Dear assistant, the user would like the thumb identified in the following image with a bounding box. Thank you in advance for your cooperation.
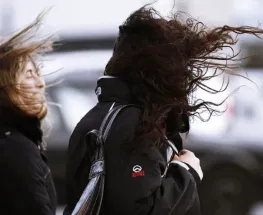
[173,153,180,160]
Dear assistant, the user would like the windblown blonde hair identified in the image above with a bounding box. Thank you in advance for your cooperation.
[0,10,53,113]
[0,10,55,149]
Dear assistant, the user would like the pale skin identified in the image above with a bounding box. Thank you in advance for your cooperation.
[13,60,47,119]
[173,149,204,180]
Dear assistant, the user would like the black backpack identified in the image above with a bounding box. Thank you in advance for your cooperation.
[71,104,136,215]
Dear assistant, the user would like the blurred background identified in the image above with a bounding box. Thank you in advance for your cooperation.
[1,0,263,214]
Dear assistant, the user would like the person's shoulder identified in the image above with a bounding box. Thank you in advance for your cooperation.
[74,103,110,131]
[108,105,142,135]
[0,129,21,149]
[73,103,141,134]
[70,104,142,146]
[0,129,40,163]
[0,135,44,182]
[116,105,142,121]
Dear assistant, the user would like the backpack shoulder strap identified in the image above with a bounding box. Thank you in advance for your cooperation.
[98,104,138,142]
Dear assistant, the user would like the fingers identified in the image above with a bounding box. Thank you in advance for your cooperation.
[179,149,193,156]
[179,149,187,155]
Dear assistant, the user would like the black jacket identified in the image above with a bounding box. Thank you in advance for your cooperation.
[0,107,57,215]
[64,77,202,215]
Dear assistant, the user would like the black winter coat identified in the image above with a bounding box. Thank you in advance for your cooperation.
[0,107,57,215]
[64,76,202,215]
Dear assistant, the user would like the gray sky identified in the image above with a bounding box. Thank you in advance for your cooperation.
[1,0,174,35]
[1,0,263,36]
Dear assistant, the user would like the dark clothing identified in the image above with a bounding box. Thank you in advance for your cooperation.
[64,77,202,215]
[0,107,57,215]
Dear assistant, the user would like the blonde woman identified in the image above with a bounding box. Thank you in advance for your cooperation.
[0,13,56,215]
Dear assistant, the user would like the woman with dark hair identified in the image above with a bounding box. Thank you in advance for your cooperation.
[64,5,263,215]
[0,12,56,215]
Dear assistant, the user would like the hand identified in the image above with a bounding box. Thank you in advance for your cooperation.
[173,149,203,180]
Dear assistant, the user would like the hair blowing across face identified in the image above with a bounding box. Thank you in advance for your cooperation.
[0,10,53,116]
[104,5,263,146]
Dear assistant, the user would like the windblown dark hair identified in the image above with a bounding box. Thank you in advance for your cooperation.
[104,5,263,146]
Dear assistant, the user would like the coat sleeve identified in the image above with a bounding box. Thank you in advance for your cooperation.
[0,138,55,215]
[103,149,202,215]
[102,108,202,215]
